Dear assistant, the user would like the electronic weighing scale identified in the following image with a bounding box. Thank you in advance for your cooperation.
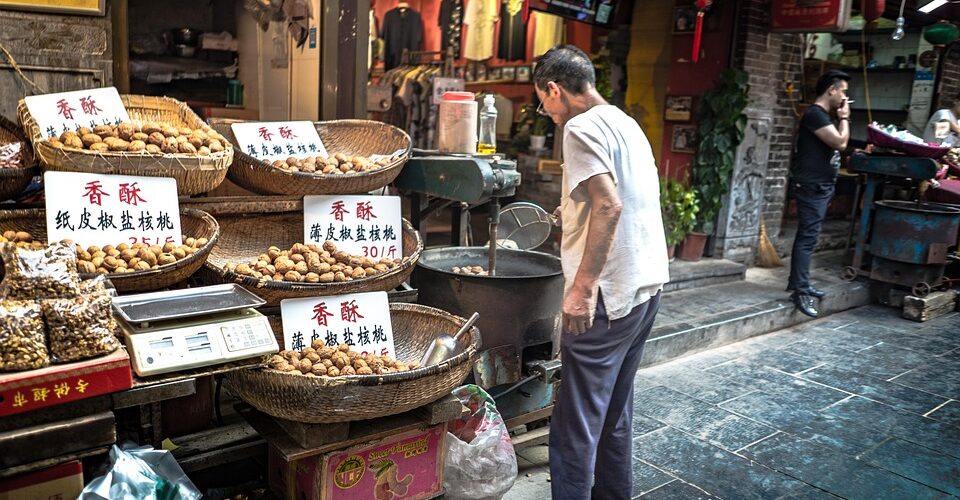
[112,284,279,377]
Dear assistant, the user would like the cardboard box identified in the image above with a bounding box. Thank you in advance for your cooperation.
[0,461,83,500]
[0,349,132,417]
[270,424,446,500]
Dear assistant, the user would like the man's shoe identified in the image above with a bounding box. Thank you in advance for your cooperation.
[791,292,819,318]
[803,286,826,299]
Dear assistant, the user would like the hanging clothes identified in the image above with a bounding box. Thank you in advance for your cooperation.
[381,6,424,70]
[497,0,528,62]
[464,0,499,61]
[532,11,565,57]
[368,9,379,70]
[378,63,445,150]
[438,0,464,59]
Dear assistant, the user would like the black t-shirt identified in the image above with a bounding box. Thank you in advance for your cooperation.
[792,105,840,184]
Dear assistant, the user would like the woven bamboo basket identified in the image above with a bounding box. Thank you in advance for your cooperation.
[208,118,410,195]
[226,303,480,423]
[17,95,233,196]
[203,211,422,305]
[0,115,39,202]
[0,208,219,292]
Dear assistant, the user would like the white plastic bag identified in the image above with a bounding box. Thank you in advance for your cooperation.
[79,444,201,500]
[443,384,518,500]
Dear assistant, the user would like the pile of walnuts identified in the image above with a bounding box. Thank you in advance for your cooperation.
[0,231,207,274]
[452,266,488,276]
[268,153,392,175]
[267,341,419,377]
[44,122,228,155]
[227,240,400,283]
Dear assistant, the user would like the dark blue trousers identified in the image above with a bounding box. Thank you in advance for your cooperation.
[549,292,661,500]
[788,182,835,291]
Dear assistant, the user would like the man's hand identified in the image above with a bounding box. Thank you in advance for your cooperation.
[562,284,595,335]
[551,206,561,227]
[837,98,851,120]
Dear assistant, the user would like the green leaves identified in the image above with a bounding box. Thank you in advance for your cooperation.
[660,178,700,247]
[692,68,750,234]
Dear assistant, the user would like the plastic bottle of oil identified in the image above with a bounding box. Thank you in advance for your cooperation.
[477,94,497,154]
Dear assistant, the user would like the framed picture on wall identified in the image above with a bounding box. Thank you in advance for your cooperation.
[501,66,516,81]
[477,64,488,82]
[664,95,693,122]
[671,125,697,154]
[672,6,697,34]
[0,0,105,15]
[489,67,503,80]
[516,65,531,83]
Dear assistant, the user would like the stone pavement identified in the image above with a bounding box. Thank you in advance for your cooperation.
[505,304,960,499]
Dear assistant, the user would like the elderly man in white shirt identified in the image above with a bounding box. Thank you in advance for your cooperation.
[534,44,669,500]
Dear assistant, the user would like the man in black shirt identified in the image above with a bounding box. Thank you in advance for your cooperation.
[788,69,851,317]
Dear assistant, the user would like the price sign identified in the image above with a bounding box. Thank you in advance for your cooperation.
[44,171,182,248]
[24,87,130,139]
[231,121,328,161]
[432,77,466,105]
[303,195,402,260]
[280,291,396,357]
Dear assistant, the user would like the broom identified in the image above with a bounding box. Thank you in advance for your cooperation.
[757,220,783,268]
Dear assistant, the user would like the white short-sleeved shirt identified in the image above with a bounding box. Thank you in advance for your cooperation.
[560,105,670,320]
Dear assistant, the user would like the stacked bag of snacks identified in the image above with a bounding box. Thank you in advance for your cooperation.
[0,241,118,372]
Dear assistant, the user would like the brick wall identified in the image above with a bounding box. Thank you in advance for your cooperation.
[936,44,960,109]
[731,0,801,247]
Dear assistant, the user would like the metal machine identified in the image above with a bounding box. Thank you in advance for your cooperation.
[113,284,279,377]
[396,152,562,421]
[845,153,960,296]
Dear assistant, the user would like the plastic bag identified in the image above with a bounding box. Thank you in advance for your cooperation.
[80,444,201,500]
[0,241,79,300]
[443,384,518,500]
[0,299,48,371]
[43,275,119,364]
[0,141,23,169]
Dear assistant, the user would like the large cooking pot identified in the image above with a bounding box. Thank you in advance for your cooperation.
[413,246,563,387]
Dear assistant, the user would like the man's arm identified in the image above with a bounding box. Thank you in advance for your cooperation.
[563,173,622,335]
[813,119,850,150]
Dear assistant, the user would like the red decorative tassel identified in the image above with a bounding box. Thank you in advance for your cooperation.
[693,11,705,62]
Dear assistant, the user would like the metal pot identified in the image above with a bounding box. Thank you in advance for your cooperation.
[413,247,563,387]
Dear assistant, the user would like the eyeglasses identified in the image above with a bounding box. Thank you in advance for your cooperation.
[536,101,549,116]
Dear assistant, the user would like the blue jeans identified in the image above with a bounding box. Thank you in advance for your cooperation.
[788,181,835,291]
[549,292,662,500]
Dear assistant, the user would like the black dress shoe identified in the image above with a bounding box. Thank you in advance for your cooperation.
[804,286,826,299]
[791,292,819,318]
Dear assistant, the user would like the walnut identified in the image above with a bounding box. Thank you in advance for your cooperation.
[145,144,162,154]
[311,363,328,376]
[161,137,179,154]
[117,122,137,141]
[127,140,147,152]
[93,125,115,137]
[298,358,313,373]
[81,134,103,147]
[147,132,166,146]
[284,270,303,282]
[326,366,341,377]
[178,142,198,154]
[356,366,373,375]
[341,366,356,376]
[161,125,179,138]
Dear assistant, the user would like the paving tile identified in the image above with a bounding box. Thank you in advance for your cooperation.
[502,466,551,500]
[822,396,960,459]
[631,460,675,497]
[706,360,850,409]
[925,400,960,427]
[741,432,949,500]
[860,437,960,496]
[720,391,888,455]
[793,327,886,352]
[889,362,960,400]
[632,412,666,437]
[633,386,776,451]
[633,427,816,500]
[639,480,717,499]
[780,339,923,380]
[733,349,822,375]
[637,365,755,403]
[516,444,549,466]
[798,364,949,415]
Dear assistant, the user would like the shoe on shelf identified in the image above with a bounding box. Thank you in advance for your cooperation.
[791,292,819,318]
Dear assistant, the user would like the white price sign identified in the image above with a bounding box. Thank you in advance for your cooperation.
[25,87,130,139]
[303,195,402,261]
[44,171,182,249]
[432,77,466,105]
[231,121,328,161]
[280,291,396,357]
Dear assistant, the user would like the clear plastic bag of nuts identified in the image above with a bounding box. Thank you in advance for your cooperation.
[0,241,80,300]
[0,299,48,371]
[42,275,119,364]
[0,141,23,169]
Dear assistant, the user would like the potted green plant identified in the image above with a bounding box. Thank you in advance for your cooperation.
[660,177,699,260]
[530,115,550,150]
[685,68,750,261]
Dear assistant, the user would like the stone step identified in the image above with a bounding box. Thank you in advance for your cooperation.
[644,251,871,368]
[665,258,747,292]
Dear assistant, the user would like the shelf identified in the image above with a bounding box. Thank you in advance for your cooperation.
[465,79,532,86]
[851,108,908,113]
[842,66,917,74]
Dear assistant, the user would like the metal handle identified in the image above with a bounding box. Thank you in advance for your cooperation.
[453,312,480,342]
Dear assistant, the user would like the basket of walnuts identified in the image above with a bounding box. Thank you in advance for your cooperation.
[203,210,422,305]
[17,95,233,196]
[0,115,39,202]
[225,303,480,423]
[0,208,219,292]
[208,118,410,196]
